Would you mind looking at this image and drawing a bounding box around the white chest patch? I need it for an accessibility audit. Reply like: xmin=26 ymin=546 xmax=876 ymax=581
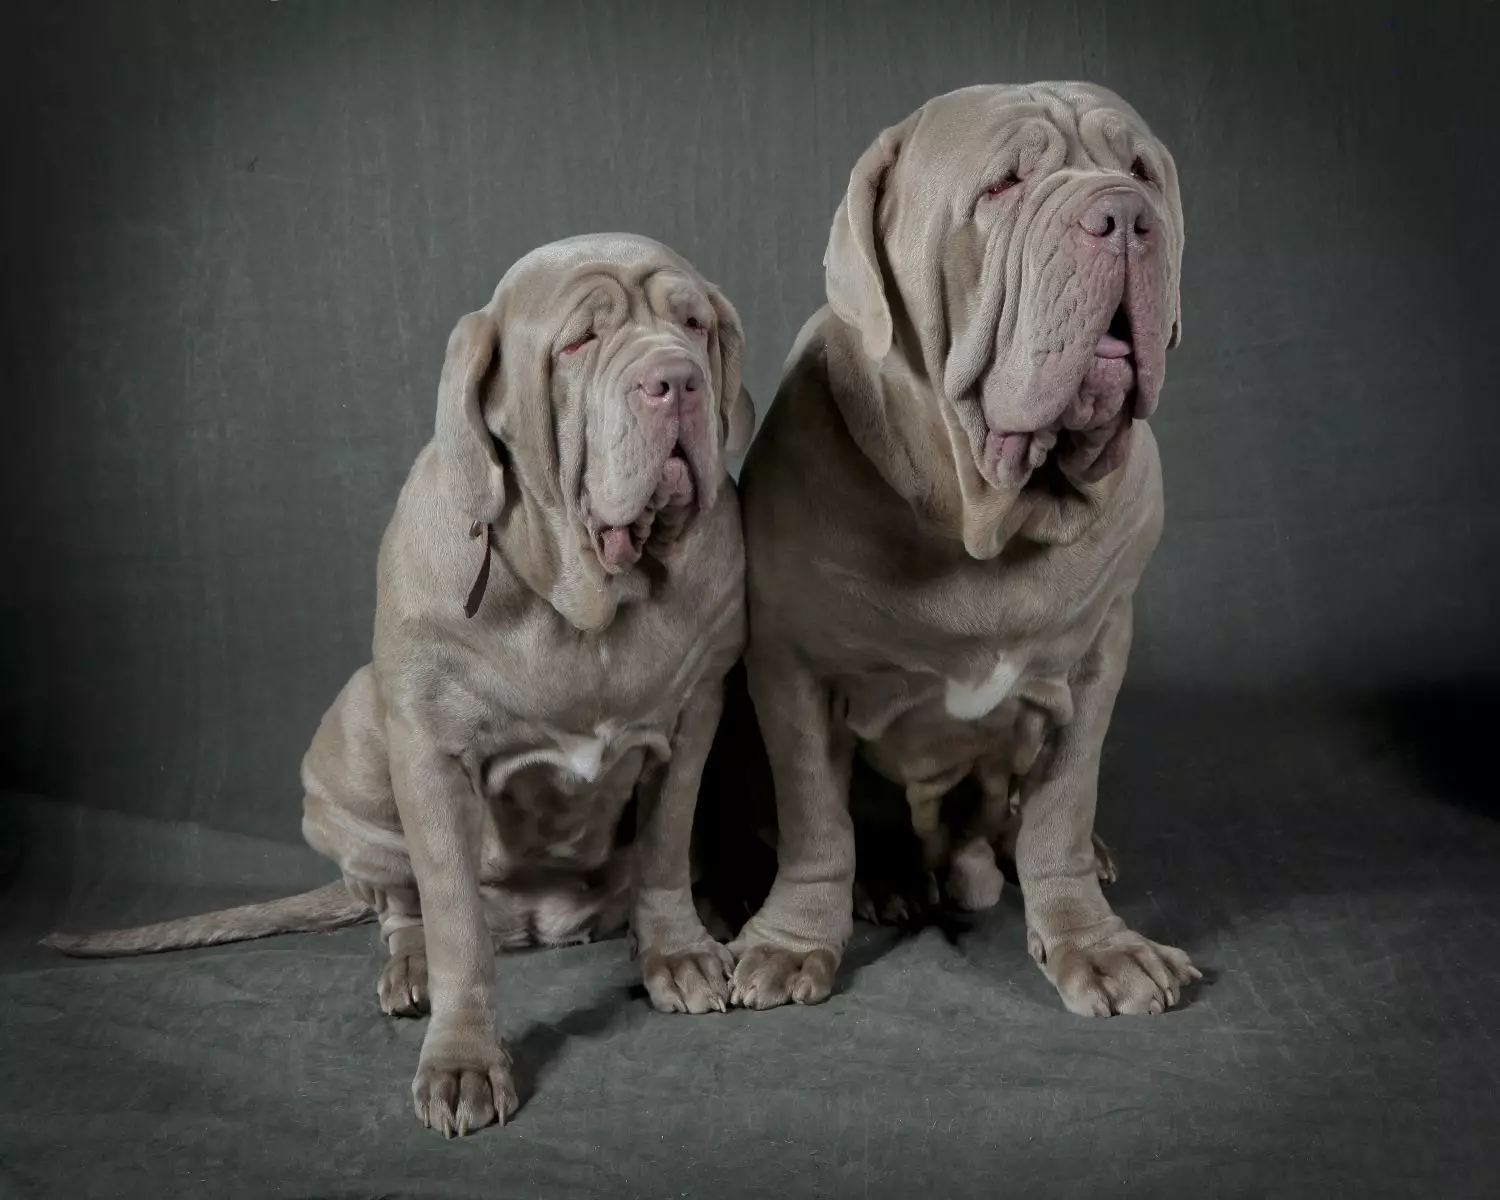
xmin=555 ymin=723 xmax=616 ymax=782
xmin=944 ymin=657 xmax=1022 ymax=721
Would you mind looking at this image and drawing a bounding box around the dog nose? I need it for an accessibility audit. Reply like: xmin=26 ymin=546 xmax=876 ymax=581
xmin=636 ymin=359 xmax=702 ymax=407
xmin=1078 ymin=191 xmax=1152 ymax=253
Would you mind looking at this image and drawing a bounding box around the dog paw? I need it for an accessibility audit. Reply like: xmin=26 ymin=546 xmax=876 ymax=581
xmin=1092 ymin=833 xmax=1119 ymax=885
xmin=379 ymin=949 xmax=429 ymax=1017
xmin=853 ymin=873 xmax=937 ymax=926
xmin=1029 ymin=926 xmax=1200 ymax=1017
xmin=729 ymin=944 xmax=839 ymax=1010
xmin=640 ymin=942 xmax=734 ymax=1014
xmin=411 ymin=1030 xmax=518 ymax=1137
xmin=946 ymin=840 xmax=1004 ymax=911
xmin=854 ymin=879 xmax=903 ymax=924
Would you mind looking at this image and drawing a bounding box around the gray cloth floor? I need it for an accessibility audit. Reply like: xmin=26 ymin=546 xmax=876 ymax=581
xmin=5 ymin=693 xmax=1498 ymax=1199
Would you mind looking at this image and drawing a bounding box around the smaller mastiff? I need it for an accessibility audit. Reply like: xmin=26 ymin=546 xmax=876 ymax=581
xmin=729 ymin=83 xmax=1200 ymax=1017
xmin=46 ymin=234 xmax=755 ymax=1136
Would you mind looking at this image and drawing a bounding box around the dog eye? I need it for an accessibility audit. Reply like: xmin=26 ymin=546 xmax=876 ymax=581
xmin=1130 ymin=157 xmax=1153 ymax=185
xmin=560 ymin=331 xmax=596 ymax=355
xmin=685 ymin=316 xmax=709 ymax=335
xmin=983 ymin=171 xmax=1022 ymax=199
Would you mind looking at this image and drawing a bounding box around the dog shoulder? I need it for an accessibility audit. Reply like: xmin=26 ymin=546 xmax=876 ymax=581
xmin=743 ymin=312 xmax=866 ymax=500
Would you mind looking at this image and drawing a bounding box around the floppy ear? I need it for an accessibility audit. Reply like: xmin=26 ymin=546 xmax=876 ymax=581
xmin=708 ymin=284 xmax=756 ymax=458
xmin=724 ymin=385 xmax=756 ymax=458
xmin=1161 ymin=148 xmax=1185 ymax=350
xmin=433 ymin=310 xmax=505 ymax=525
xmin=1166 ymin=225 xmax=1183 ymax=349
xmin=824 ymin=118 xmax=910 ymax=362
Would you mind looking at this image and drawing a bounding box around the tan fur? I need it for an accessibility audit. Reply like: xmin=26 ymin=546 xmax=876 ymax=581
xmin=42 ymin=882 xmax=371 ymax=956
xmin=45 ymin=234 xmax=755 ymax=1136
xmin=727 ymin=84 xmax=1200 ymax=1018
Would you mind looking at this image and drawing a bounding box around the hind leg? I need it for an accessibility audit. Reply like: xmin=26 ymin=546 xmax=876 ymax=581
xmin=847 ymin=778 xmax=938 ymax=927
xmin=993 ymin=824 xmax=1118 ymax=885
xmin=300 ymin=670 xmax=430 ymax=1016
xmin=380 ymin=925 xmax=428 ymax=1017
xmin=944 ymin=759 xmax=1018 ymax=912
xmin=1091 ymin=832 xmax=1119 ymax=885
xmin=371 ymin=885 xmax=428 ymax=1017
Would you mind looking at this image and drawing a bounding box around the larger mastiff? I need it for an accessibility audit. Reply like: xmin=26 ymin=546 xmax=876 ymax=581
xmin=729 ymin=83 xmax=1200 ymax=1018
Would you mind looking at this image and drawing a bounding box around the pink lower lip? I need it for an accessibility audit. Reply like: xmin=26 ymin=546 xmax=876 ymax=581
xmin=1095 ymin=332 xmax=1133 ymax=359
xmin=598 ymin=525 xmax=637 ymax=570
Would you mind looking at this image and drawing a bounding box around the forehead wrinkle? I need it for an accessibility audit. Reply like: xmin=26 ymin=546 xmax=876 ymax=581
xmin=906 ymin=103 xmax=1064 ymax=186
xmin=638 ymin=268 xmax=711 ymax=325
xmin=511 ymin=270 xmax=628 ymax=335
xmin=913 ymin=87 xmax=1153 ymax=175
xmin=1032 ymin=80 xmax=1146 ymax=122
xmin=639 ymin=264 xmax=698 ymax=295
xmin=559 ymin=270 xmax=628 ymax=308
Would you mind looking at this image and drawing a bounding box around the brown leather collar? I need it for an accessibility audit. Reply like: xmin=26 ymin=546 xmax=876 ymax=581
xmin=463 ymin=521 xmax=492 ymax=618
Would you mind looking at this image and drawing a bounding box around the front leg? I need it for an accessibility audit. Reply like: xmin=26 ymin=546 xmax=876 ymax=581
xmin=632 ymin=678 xmax=735 ymax=1015
xmin=1015 ymin=597 xmax=1200 ymax=1016
xmin=388 ymin=717 xmax=517 ymax=1136
xmin=729 ymin=639 xmax=855 ymax=1009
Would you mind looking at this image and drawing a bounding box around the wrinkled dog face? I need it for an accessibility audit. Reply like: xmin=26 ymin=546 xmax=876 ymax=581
xmin=434 ymin=234 xmax=752 ymax=628
xmin=544 ymin=249 xmax=734 ymax=574
xmin=827 ymin=83 xmax=1184 ymax=493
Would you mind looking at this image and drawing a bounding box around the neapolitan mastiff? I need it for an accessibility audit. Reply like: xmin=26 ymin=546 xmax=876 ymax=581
xmin=46 ymin=234 xmax=755 ymax=1136
xmin=727 ymin=83 xmax=1201 ymax=1018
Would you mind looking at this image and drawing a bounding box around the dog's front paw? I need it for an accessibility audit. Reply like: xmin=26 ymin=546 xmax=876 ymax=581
xmin=379 ymin=949 xmax=429 ymax=1017
xmin=640 ymin=942 xmax=734 ymax=1015
xmin=411 ymin=1028 xmax=518 ymax=1137
xmin=1029 ymin=926 xmax=1200 ymax=1017
xmin=728 ymin=943 xmax=839 ymax=1010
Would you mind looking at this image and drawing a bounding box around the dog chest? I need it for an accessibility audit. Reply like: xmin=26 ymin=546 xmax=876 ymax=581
xmin=482 ymin=720 xmax=670 ymax=793
xmin=839 ymin=654 xmax=1075 ymax=792
xmin=841 ymin=651 xmax=1040 ymax=740
xmin=943 ymin=654 xmax=1026 ymax=720
xmin=478 ymin=728 xmax=663 ymax=873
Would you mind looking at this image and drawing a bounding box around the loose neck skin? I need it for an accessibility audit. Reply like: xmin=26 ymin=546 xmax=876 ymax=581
xmin=493 ymin=478 xmax=622 ymax=634
xmin=821 ymin=314 xmax=1128 ymax=561
xmin=383 ymin=446 xmax=623 ymax=640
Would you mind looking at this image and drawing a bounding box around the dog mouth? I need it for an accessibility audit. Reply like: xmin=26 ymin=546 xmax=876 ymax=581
xmin=591 ymin=447 xmax=697 ymax=574
xmin=1072 ymin=300 xmax=1138 ymax=422
xmin=1095 ymin=302 xmax=1134 ymax=362
xmin=981 ymin=301 xmax=1139 ymax=486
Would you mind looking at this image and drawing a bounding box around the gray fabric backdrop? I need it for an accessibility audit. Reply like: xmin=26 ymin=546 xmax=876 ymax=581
xmin=2 ymin=2 xmax=1498 ymax=1197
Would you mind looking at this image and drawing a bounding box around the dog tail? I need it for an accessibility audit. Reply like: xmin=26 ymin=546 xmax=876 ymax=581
xmin=40 ymin=881 xmax=375 ymax=958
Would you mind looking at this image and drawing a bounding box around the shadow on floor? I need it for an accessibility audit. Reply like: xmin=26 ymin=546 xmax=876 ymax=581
xmin=1357 ymin=677 xmax=1500 ymax=821
xmin=698 ymin=669 xmax=1500 ymax=987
